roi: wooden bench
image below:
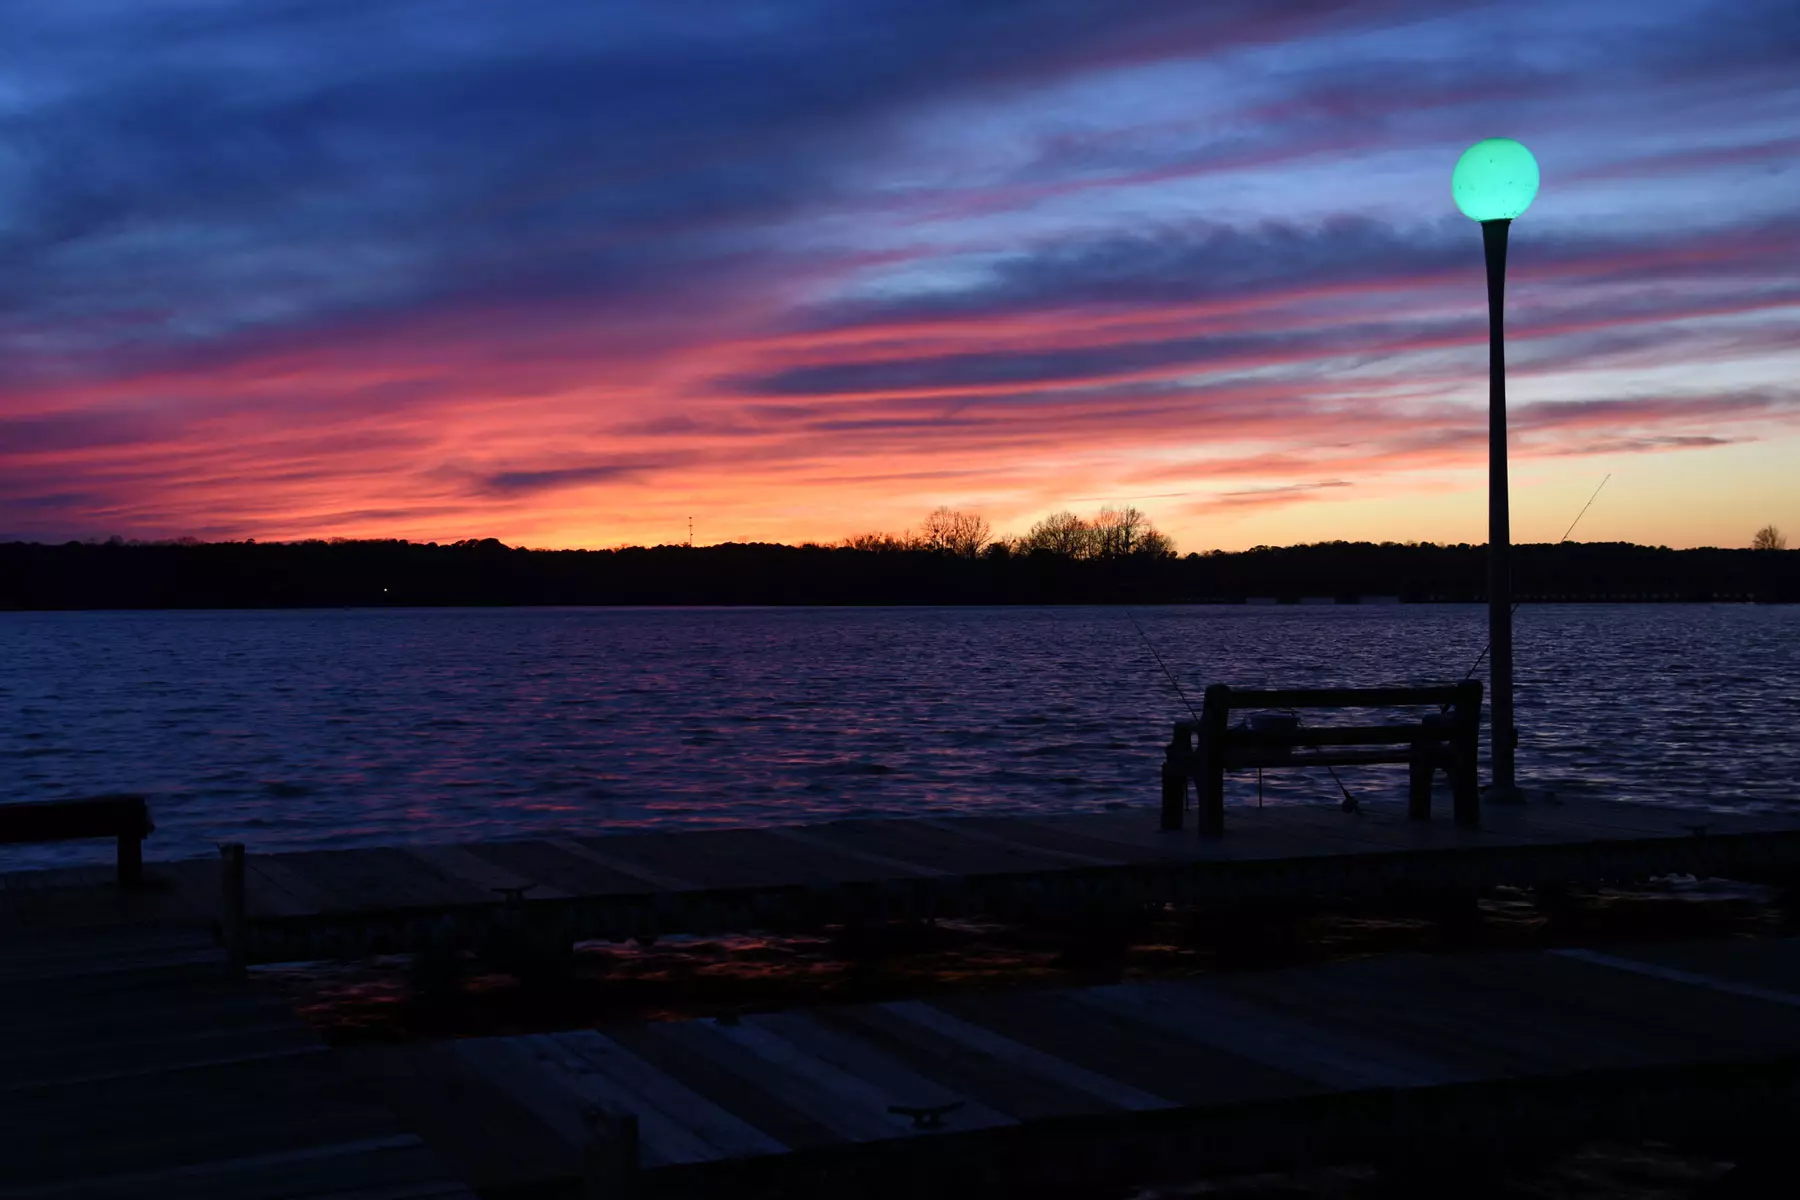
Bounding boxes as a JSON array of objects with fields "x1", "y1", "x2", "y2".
[
  {"x1": 0, "y1": 795, "x2": 153, "y2": 885},
  {"x1": 1162, "y1": 684, "x2": 1482, "y2": 835}
]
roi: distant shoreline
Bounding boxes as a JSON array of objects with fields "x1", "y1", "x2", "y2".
[
  {"x1": 1, "y1": 599, "x2": 1788, "y2": 615},
  {"x1": 3, "y1": 538, "x2": 1794, "y2": 610}
]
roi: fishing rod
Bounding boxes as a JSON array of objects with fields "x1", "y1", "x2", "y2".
[
  {"x1": 1123, "y1": 604, "x2": 1199, "y2": 722},
  {"x1": 1296, "y1": 468, "x2": 1605, "y2": 809},
  {"x1": 1120, "y1": 591, "x2": 1356, "y2": 810},
  {"x1": 1123, "y1": 472, "x2": 1611, "y2": 813},
  {"x1": 1558, "y1": 473, "x2": 1611, "y2": 545},
  {"x1": 1453, "y1": 473, "x2": 1610, "y2": 685}
]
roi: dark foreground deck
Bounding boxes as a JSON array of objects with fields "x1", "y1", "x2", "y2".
[
  {"x1": 8, "y1": 798, "x2": 1798, "y2": 965},
  {"x1": 354, "y1": 936, "x2": 1800, "y2": 1198},
  {"x1": 9, "y1": 797, "x2": 1800, "y2": 1199},
  {"x1": 0, "y1": 914, "x2": 473, "y2": 1199}
]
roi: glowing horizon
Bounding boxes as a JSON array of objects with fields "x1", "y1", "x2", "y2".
[{"x1": 2, "y1": 0, "x2": 1796, "y2": 553}]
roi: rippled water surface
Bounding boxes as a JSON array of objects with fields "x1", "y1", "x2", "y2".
[{"x1": 3, "y1": 605, "x2": 1795, "y2": 867}]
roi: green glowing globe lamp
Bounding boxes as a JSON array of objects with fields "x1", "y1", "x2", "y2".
[{"x1": 1452, "y1": 138, "x2": 1539, "y2": 222}]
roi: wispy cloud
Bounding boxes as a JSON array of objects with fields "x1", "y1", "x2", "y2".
[
  {"x1": 1208, "y1": 480, "x2": 1356, "y2": 509},
  {"x1": 474, "y1": 457, "x2": 677, "y2": 497}
]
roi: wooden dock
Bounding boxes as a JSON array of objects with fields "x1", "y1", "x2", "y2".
[
  {"x1": 10, "y1": 799, "x2": 1800, "y2": 1199},
  {"x1": 0, "y1": 903, "x2": 474, "y2": 1198},
  {"x1": 352, "y1": 935, "x2": 1800, "y2": 1198},
  {"x1": 10, "y1": 797, "x2": 1797, "y2": 966}
]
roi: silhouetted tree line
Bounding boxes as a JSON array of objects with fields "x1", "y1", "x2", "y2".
[
  {"x1": 841, "y1": 505, "x2": 1172, "y2": 559},
  {"x1": 3, "y1": 535, "x2": 1794, "y2": 609}
]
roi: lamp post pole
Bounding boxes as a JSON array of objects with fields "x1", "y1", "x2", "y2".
[
  {"x1": 1453, "y1": 136, "x2": 1538, "y2": 801},
  {"x1": 1483, "y1": 217, "x2": 1516, "y2": 795}
]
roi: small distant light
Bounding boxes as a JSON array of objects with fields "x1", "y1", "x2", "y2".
[{"x1": 1452, "y1": 137, "x2": 1540, "y2": 221}]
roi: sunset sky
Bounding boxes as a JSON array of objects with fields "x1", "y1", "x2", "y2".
[{"x1": 2, "y1": 0, "x2": 1796, "y2": 552}]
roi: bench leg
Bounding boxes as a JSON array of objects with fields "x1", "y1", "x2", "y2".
[
  {"x1": 1452, "y1": 748, "x2": 1480, "y2": 827},
  {"x1": 1199, "y1": 759, "x2": 1225, "y2": 837},
  {"x1": 1160, "y1": 760, "x2": 1186, "y2": 831},
  {"x1": 118, "y1": 834, "x2": 144, "y2": 888},
  {"x1": 220, "y1": 843, "x2": 247, "y2": 974},
  {"x1": 1408, "y1": 742, "x2": 1434, "y2": 820}
]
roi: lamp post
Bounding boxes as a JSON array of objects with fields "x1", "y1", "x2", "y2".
[{"x1": 1453, "y1": 137, "x2": 1539, "y2": 800}]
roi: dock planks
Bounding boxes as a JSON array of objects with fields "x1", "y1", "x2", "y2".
[
  {"x1": 359, "y1": 937, "x2": 1800, "y2": 1198},
  {"x1": 242, "y1": 799, "x2": 1800, "y2": 962},
  {"x1": 9, "y1": 796, "x2": 1800, "y2": 966},
  {"x1": 0, "y1": 916, "x2": 473, "y2": 1199},
  {"x1": 11, "y1": 795, "x2": 1800, "y2": 1198}
]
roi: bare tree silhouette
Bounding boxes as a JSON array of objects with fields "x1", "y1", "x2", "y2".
[
  {"x1": 842, "y1": 505, "x2": 1172, "y2": 560},
  {"x1": 841, "y1": 531, "x2": 918, "y2": 551},
  {"x1": 1017, "y1": 506, "x2": 1175, "y2": 558},
  {"x1": 1752, "y1": 524, "x2": 1788, "y2": 551},
  {"x1": 919, "y1": 507, "x2": 992, "y2": 557},
  {"x1": 1091, "y1": 505, "x2": 1174, "y2": 557},
  {"x1": 1019, "y1": 510, "x2": 1094, "y2": 558}
]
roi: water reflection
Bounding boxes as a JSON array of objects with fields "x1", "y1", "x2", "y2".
[{"x1": 2, "y1": 604, "x2": 1795, "y2": 865}]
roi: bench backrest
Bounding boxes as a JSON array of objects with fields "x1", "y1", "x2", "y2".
[
  {"x1": 1207, "y1": 684, "x2": 1479, "y2": 712},
  {"x1": 0, "y1": 795, "x2": 153, "y2": 846},
  {"x1": 1164, "y1": 682, "x2": 1486, "y2": 833},
  {"x1": 1172, "y1": 681, "x2": 1483, "y2": 751}
]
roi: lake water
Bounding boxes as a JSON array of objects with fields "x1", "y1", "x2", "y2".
[{"x1": 3, "y1": 605, "x2": 1795, "y2": 868}]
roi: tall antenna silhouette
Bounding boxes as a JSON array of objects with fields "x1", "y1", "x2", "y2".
[{"x1": 687, "y1": 516, "x2": 693, "y2": 548}]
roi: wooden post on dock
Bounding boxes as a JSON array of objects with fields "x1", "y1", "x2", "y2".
[
  {"x1": 1198, "y1": 685, "x2": 1230, "y2": 837},
  {"x1": 118, "y1": 826, "x2": 144, "y2": 889},
  {"x1": 1408, "y1": 738, "x2": 1435, "y2": 821},
  {"x1": 583, "y1": 1110, "x2": 639, "y2": 1200},
  {"x1": 219, "y1": 842, "x2": 247, "y2": 975},
  {"x1": 1451, "y1": 681, "x2": 1483, "y2": 827},
  {"x1": 1161, "y1": 727, "x2": 1189, "y2": 831}
]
